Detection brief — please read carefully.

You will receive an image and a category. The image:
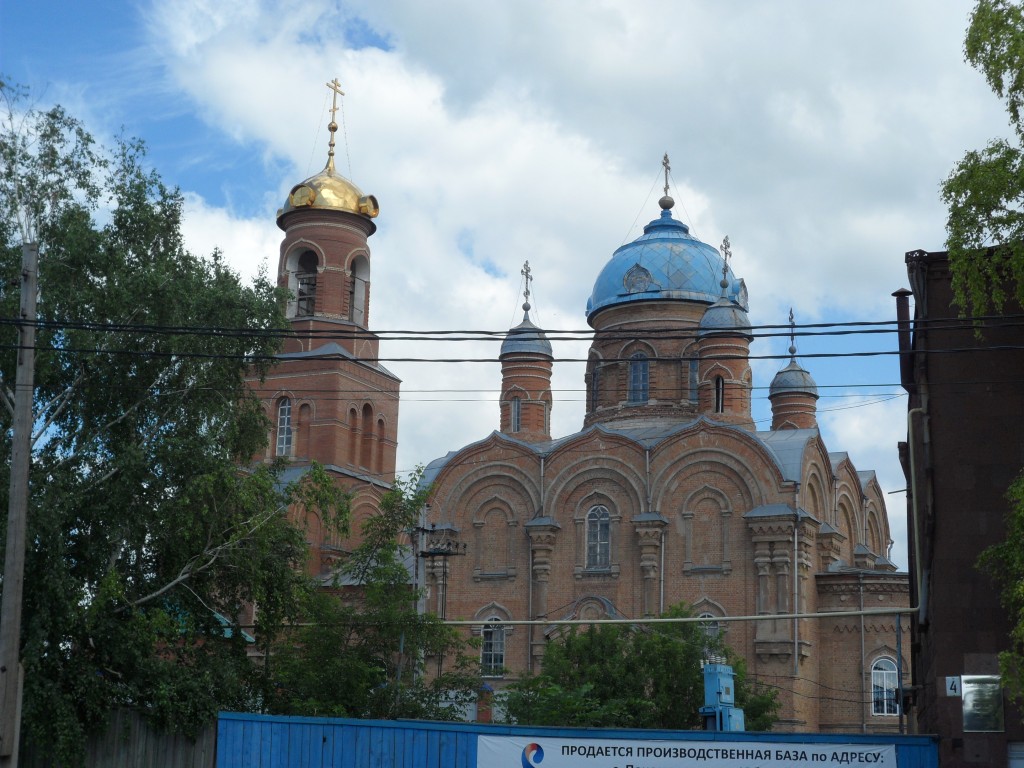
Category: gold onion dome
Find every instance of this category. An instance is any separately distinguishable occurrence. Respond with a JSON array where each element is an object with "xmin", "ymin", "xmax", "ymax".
[
  {"xmin": 278, "ymin": 80, "xmax": 379, "ymax": 223},
  {"xmin": 279, "ymin": 161, "xmax": 379, "ymax": 221}
]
